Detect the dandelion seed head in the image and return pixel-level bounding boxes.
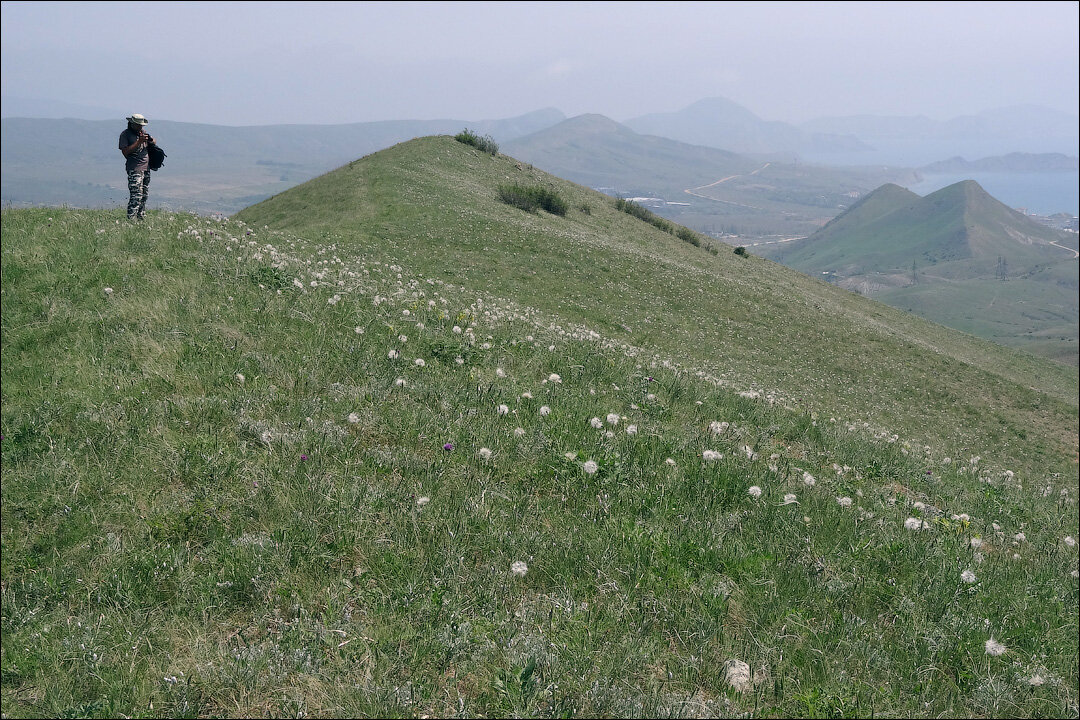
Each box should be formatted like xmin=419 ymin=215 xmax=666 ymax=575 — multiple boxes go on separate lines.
xmin=626 ymin=424 xmax=638 ymax=435
xmin=782 ymin=493 xmax=798 ymax=505
xmin=904 ymin=517 xmax=928 ymax=531
xmin=802 ymin=472 xmax=816 ymax=486
xmin=347 ymin=412 xmax=360 ymax=424
xmin=748 ymin=486 xmax=762 ymax=498
xmin=514 ymin=427 xmax=525 ymax=437
xmin=961 ymin=569 xmax=977 ymax=584
xmin=702 ymin=450 xmax=722 ymax=462
xmin=665 ymin=458 xmax=676 ymax=466
xmin=414 ymin=358 xmax=425 ymax=367
xmin=984 ymin=638 xmax=1006 ymax=656
xmin=498 ymin=404 xmax=510 ymax=416
xmin=510 ymin=560 xmax=528 ymax=577
xmin=416 ymin=496 xmax=430 ymax=507
xmin=583 ymin=460 xmax=599 ymax=475
xmin=388 ymin=349 xmax=400 ymax=359
xmin=478 ymin=447 xmax=493 ymax=460
xmin=606 ymin=413 xmax=620 ymax=426
xmin=590 ymin=417 xmax=603 ymax=429
xmin=539 ymin=405 xmax=551 ymax=416
xmin=837 ymin=496 xmax=853 ymax=508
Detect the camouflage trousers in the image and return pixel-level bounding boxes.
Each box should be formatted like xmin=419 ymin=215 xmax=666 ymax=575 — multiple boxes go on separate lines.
xmin=127 ymin=168 xmax=151 ymax=220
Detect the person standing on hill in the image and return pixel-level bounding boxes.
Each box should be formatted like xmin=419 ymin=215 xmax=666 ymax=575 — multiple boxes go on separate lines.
xmin=118 ymin=113 xmax=155 ymax=220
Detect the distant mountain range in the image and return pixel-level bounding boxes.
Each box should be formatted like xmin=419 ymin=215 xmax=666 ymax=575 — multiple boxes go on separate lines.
xmin=503 ymin=113 xmax=760 ymax=192
xmin=5 ymin=92 xmax=1076 ymax=167
xmin=502 ymin=114 xmax=920 ymax=238
xmin=624 ymin=96 xmax=871 ymax=157
xmin=919 ymin=152 xmax=1078 ymax=174
xmin=2 ymin=94 xmax=1076 ymax=221
xmin=798 ymin=105 xmax=1080 ymax=166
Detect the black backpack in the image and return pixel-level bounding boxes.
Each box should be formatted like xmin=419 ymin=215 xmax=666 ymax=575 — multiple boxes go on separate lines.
xmin=148 ymin=143 xmax=166 ymax=171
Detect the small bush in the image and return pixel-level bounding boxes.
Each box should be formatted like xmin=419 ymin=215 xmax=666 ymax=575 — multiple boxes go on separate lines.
xmin=616 ymin=198 xmax=703 ymax=248
xmin=498 ymin=184 xmax=568 ymax=216
xmin=455 ymin=129 xmax=499 ymax=155
xmin=615 ymin=197 xmax=653 ymax=222
xmin=734 ymin=246 xmax=748 ymax=257
xmin=676 ymin=227 xmax=701 ymax=247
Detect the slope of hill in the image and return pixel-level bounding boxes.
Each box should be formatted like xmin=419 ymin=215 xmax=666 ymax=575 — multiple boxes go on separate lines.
xmin=764 ymin=180 xmax=1079 ymax=362
xmin=0 ymin=110 xmax=565 ymax=214
xmin=503 ymin=115 xmax=919 ymax=239
xmin=237 ymin=137 xmax=1076 ymax=459
xmin=3 ymin=137 xmax=1077 ymax=716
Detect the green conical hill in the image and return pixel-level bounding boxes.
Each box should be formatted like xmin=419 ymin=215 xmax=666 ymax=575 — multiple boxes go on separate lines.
xmin=237 ymin=135 xmax=1077 ymax=473
xmin=779 ymin=179 xmax=1071 ymax=276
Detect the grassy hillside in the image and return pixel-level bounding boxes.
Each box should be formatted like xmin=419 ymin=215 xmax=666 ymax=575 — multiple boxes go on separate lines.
xmin=2 ymin=137 xmax=1078 ymax=717
xmin=237 ymin=136 xmax=1077 ymax=474
xmin=764 ymin=180 xmax=1079 ymax=363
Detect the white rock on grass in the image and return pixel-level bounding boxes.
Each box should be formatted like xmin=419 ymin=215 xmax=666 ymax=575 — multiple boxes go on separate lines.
xmin=723 ymin=659 xmax=752 ymax=692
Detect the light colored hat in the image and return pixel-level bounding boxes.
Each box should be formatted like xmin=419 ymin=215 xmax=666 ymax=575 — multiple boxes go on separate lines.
xmin=127 ymin=113 xmax=149 ymax=125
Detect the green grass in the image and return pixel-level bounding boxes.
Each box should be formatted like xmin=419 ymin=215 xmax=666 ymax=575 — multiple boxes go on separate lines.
xmin=2 ymin=149 xmax=1078 ymax=717
xmin=239 ymin=136 xmax=1077 ymax=479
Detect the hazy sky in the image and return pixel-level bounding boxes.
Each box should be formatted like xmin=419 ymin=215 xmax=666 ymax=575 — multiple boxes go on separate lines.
xmin=2 ymin=1 xmax=1077 ymax=126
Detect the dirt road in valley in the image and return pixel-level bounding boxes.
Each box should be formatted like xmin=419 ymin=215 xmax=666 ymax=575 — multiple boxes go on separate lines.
xmin=683 ymin=163 xmax=772 ymax=210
